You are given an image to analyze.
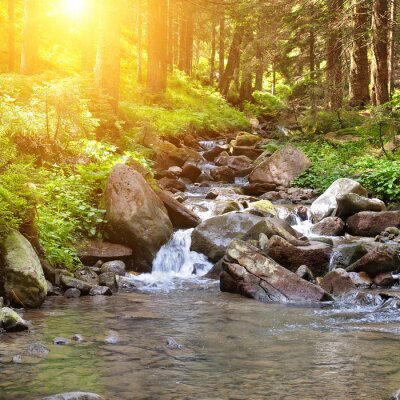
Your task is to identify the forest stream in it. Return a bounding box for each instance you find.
[1,139,400,400]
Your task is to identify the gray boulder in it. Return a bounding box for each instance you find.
[191,212,262,262]
[105,164,173,272]
[248,144,311,187]
[220,240,332,303]
[100,260,126,276]
[334,193,386,218]
[310,178,368,222]
[311,216,345,236]
[1,230,47,308]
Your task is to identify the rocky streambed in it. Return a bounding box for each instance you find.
[2,133,400,399]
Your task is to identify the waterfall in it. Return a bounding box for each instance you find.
[126,229,213,291]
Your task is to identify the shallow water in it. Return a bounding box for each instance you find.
[1,285,400,400]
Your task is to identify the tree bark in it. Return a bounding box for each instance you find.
[326,0,344,110]
[21,0,39,75]
[178,0,194,75]
[95,0,121,111]
[8,0,15,72]
[147,0,168,93]
[210,22,217,85]
[371,0,390,105]
[137,0,143,83]
[349,0,371,107]
[219,25,244,96]
[219,15,226,80]
[388,0,397,96]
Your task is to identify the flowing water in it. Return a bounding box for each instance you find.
[2,139,400,399]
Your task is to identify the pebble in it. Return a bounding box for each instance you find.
[166,337,183,350]
[12,354,22,364]
[53,337,70,345]
[72,334,84,343]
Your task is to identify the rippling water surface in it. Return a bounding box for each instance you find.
[1,283,400,400]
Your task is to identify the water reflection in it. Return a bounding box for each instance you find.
[1,289,400,399]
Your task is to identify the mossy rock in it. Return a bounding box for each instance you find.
[0,307,29,332]
[1,230,47,308]
[248,200,276,216]
[235,132,261,147]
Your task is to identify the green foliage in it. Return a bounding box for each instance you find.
[300,110,365,135]
[243,91,287,118]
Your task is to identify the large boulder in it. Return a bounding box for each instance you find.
[346,211,400,237]
[266,235,332,277]
[311,217,345,236]
[334,193,386,219]
[310,178,368,222]
[191,212,262,262]
[105,164,173,272]
[1,230,47,308]
[157,190,200,229]
[346,247,400,277]
[220,241,332,303]
[248,144,311,187]
[215,155,253,176]
[0,307,29,332]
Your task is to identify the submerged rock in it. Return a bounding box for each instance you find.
[27,343,50,357]
[248,144,311,187]
[0,307,29,332]
[346,211,400,237]
[191,212,262,262]
[220,241,332,303]
[1,230,47,308]
[42,392,103,400]
[310,178,368,222]
[105,164,173,272]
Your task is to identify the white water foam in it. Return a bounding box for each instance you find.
[125,229,213,292]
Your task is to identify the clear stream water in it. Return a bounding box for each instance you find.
[2,141,400,399]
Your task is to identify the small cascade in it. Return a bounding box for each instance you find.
[328,250,343,271]
[126,229,213,291]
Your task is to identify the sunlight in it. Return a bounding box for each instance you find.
[61,0,86,18]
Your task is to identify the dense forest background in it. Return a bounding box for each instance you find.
[1,0,400,270]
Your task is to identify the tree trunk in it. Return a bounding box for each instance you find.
[349,0,371,107]
[239,66,253,104]
[210,22,216,85]
[388,0,397,96]
[219,25,244,96]
[21,0,39,75]
[137,0,143,83]
[219,15,225,79]
[167,0,174,70]
[178,0,194,75]
[326,0,344,110]
[95,0,121,111]
[8,0,15,72]
[147,0,168,93]
[371,0,390,105]
[81,0,97,73]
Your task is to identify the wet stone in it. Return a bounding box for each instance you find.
[42,392,104,400]
[99,272,118,290]
[27,343,50,358]
[64,288,81,298]
[100,260,126,276]
[89,286,113,296]
[53,337,70,345]
[166,337,183,350]
[72,334,84,343]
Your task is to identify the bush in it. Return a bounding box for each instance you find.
[243,91,287,119]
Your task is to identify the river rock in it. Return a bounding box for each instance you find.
[100,261,126,276]
[328,243,367,270]
[373,272,395,287]
[318,268,355,296]
[99,272,118,290]
[334,193,386,218]
[346,247,400,277]
[42,392,104,400]
[220,240,332,303]
[310,178,368,222]
[346,211,400,237]
[64,288,81,298]
[105,164,173,272]
[60,276,93,295]
[296,265,314,282]
[158,176,187,193]
[157,190,200,229]
[180,163,202,182]
[348,272,373,287]
[76,240,133,266]
[74,268,99,286]
[243,183,277,196]
[266,235,332,277]
[247,200,276,217]
[242,217,308,247]
[89,286,113,296]
[210,166,235,183]
[203,145,228,162]
[168,166,182,176]
[0,307,29,332]
[248,144,311,187]
[235,132,261,147]
[1,230,47,308]
[311,217,345,236]
[378,227,400,243]
[27,342,50,357]
[215,155,253,176]
[231,146,264,160]
[191,212,262,262]
[152,141,188,170]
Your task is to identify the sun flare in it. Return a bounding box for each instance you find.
[62,0,86,18]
